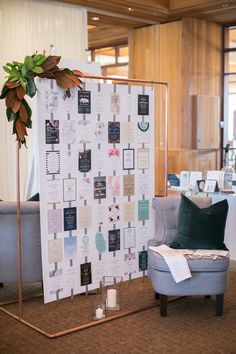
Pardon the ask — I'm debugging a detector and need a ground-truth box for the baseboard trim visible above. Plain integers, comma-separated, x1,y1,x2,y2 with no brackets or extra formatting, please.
230,260,236,272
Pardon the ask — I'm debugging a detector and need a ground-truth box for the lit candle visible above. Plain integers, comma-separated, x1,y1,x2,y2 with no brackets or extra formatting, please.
107,289,117,308
95,306,104,319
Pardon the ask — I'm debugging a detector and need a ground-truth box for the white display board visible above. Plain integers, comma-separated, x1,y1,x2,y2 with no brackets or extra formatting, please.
37,78,155,303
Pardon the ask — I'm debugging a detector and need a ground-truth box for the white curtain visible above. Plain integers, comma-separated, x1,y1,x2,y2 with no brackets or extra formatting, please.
0,0,88,200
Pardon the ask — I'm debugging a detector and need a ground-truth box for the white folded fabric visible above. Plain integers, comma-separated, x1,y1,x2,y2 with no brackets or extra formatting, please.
149,245,192,283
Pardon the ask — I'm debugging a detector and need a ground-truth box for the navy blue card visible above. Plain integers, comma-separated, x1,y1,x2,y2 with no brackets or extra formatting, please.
78,149,91,173
139,250,148,271
64,207,77,231
78,91,91,114
108,121,120,143
45,120,60,144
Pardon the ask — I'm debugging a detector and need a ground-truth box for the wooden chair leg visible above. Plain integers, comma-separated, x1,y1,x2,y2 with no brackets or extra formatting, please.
155,292,160,300
216,294,224,316
160,294,168,316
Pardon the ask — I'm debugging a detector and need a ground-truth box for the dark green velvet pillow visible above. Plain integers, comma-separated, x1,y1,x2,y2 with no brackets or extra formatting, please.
170,194,228,250
27,193,40,201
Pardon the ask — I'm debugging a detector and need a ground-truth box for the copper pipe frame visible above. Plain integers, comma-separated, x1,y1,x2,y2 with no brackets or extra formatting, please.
0,297,180,339
0,74,168,339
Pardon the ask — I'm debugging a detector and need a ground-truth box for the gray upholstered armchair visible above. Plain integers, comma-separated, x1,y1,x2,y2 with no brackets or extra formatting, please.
148,194,230,316
0,201,42,284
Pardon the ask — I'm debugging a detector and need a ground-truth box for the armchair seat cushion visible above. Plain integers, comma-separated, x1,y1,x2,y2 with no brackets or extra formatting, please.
149,249,230,273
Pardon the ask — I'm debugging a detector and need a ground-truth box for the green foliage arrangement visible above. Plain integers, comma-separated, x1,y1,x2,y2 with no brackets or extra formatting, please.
0,53,84,147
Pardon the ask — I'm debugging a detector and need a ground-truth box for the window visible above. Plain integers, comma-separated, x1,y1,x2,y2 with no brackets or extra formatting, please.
223,26,236,169
89,45,129,78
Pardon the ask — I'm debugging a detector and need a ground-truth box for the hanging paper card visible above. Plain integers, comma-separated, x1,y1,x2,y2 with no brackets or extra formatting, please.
139,250,148,271
63,178,76,202
137,122,150,144
123,227,136,249
78,205,92,229
138,200,149,221
45,120,60,144
48,209,62,234
124,252,137,275
110,92,120,115
123,174,135,196
108,122,120,143
123,201,135,223
64,236,77,260
45,90,59,112
108,229,120,252
138,94,149,115
108,176,120,196
123,149,135,170
80,262,92,286
108,203,120,224
46,151,60,175
95,232,106,254
77,120,92,144
137,174,149,195
78,91,91,114
64,207,77,231
121,122,135,144
137,148,149,169
78,150,91,173
62,120,76,144
48,239,63,263
94,121,106,142
94,176,106,199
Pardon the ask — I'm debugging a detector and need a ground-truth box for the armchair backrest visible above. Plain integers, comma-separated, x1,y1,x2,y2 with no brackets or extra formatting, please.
152,194,212,245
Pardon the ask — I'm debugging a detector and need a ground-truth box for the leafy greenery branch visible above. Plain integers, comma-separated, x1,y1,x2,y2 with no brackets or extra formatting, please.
0,54,84,147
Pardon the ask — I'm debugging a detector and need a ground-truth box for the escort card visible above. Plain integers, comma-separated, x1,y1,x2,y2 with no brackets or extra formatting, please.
78,91,91,114
80,262,92,286
94,176,106,199
110,92,120,115
123,174,135,196
63,178,76,202
123,149,135,170
123,227,136,249
108,229,120,252
108,203,120,224
45,120,60,144
108,122,120,143
137,122,150,144
137,148,149,169
139,250,148,271
48,238,63,263
48,209,62,234
138,200,149,221
78,206,92,229
123,201,135,223
121,122,135,144
46,151,60,175
62,120,76,144
138,94,149,115
108,176,120,196
64,207,77,231
78,149,91,173
64,236,77,260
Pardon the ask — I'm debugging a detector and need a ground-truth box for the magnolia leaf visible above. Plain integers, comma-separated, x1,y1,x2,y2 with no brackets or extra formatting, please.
72,69,85,77
16,85,25,100
6,89,15,108
27,77,37,97
9,76,20,83
0,85,9,99
33,54,46,66
24,56,34,70
64,68,74,75
21,98,32,119
32,66,43,74
6,107,16,122
54,71,73,89
3,66,12,74
15,118,27,142
5,81,20,89
21,65,27,77
19,103,28,122
25,117,32,129
37,71,55,79
41,56,61,71
11,98,21,113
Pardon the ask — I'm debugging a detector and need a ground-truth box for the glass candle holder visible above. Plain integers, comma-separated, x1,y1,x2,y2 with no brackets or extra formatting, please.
101,276,123,311
92,292,106,321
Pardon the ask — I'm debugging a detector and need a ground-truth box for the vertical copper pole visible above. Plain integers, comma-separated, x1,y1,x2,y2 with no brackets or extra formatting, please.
16,141,23,318
164,84,169,196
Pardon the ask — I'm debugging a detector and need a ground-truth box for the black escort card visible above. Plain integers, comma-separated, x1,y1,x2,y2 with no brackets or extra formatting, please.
94,176,106,199
45,120,60,144
139,250,148,271
78,149,91,173
108,121,120,144
64,207,77,231
78,90,91,114
80,262,92,286
108,229,120,252
138,94,149,115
